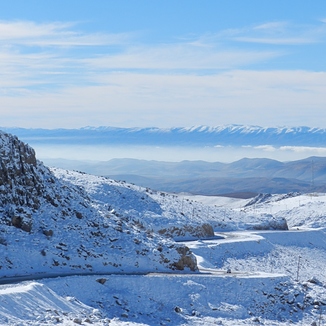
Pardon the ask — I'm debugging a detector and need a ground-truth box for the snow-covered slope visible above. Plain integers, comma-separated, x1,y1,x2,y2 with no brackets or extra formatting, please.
0,274,312,325
0,130,197,277
52,168,288,240
245,192,326,229
0,282,106,325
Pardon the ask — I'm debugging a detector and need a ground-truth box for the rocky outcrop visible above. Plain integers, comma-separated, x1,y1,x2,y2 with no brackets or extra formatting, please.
158,223,214,241
0,131,89,233
172,246,198,271
249,214,289,231
0,132,41,231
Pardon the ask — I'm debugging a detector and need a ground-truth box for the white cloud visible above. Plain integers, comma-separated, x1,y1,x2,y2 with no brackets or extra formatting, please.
254,145,276,152
1,69,326,128
0,19,325,129
0,19,284,94
242,145,276,152
0,20,130,46
253,22,289,31
280,146,326,154
234,36,316,45
230,20,326,45
0,21,73,39
0,20,135,92
84,44,279,70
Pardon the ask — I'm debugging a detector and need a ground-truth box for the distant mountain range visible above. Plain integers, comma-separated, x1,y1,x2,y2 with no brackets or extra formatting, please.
42,156,326,197
2,125,326,196
2,125,326,147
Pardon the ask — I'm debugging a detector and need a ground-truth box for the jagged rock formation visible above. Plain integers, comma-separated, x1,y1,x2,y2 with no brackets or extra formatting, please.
0,132,45,231
0,131,93,233
0,130,198,277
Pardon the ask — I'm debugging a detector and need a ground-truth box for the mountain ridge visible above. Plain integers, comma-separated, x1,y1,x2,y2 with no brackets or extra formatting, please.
2,124,326,147
43,156,326,196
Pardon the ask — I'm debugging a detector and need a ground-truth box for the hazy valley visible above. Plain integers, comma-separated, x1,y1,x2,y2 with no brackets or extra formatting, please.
42,156,326,197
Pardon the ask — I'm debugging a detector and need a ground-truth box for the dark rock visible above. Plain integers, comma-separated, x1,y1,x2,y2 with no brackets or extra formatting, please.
174,306,182,313
172,246,197,271
43,229,54,237
96,278,107,285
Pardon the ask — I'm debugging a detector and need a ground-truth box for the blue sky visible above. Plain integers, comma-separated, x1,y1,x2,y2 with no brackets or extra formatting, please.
1,1,326,129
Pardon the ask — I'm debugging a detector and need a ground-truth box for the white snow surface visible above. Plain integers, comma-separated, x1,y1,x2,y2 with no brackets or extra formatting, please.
1,182,326,324
1,130,326,325
52,168,289,237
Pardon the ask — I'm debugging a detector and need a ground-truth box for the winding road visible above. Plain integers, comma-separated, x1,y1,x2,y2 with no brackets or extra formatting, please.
1,230,297,285
178,230,289,278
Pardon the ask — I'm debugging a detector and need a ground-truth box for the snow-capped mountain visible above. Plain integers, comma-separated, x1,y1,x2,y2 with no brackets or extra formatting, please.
2,124,326,147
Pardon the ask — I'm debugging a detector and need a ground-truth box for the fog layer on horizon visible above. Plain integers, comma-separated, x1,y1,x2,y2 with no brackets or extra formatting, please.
33,144,326,163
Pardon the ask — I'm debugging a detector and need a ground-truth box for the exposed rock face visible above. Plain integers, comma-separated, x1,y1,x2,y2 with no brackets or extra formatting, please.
0,132,37,187
0,131,88,232
158,223,214,241
0,132,41,231
250,215,289,231
172,246,198,271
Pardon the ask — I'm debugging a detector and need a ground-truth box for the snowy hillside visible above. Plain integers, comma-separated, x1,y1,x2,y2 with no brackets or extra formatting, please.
1,130,326,325
1,192,326,325
0,130,197,278
51,168,288,238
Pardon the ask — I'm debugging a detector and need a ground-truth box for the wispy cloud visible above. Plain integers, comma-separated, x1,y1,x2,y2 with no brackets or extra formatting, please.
84,44,279,71
1,69,326,128
235,36,316,45
0,19,284,93
0,19,325,129
1,19,324,87
253,22,288,31
0,21,74,40
0,20,130,46
226,20,326,45
253,145,276,152
280,146,326,154
0,20,136,92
